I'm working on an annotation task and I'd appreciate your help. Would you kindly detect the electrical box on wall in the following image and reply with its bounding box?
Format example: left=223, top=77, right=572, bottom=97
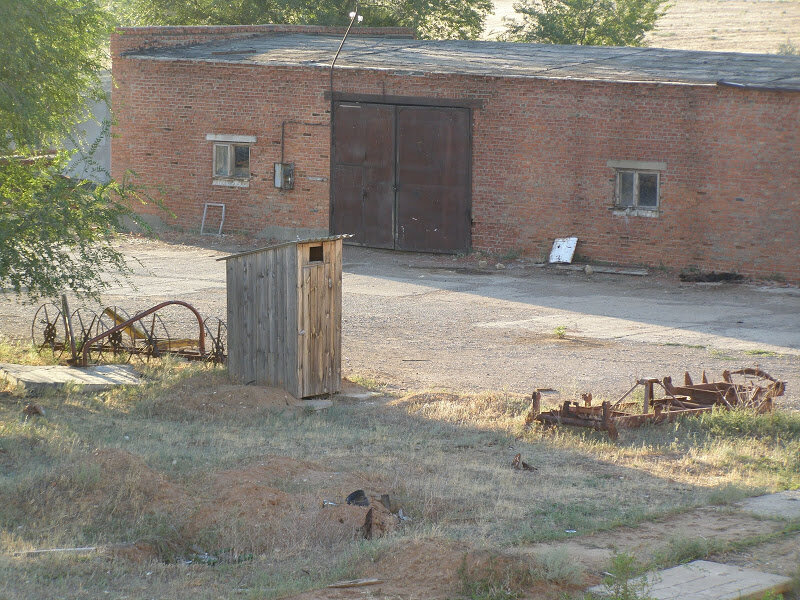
left=274, top=162, right=295, bottom=190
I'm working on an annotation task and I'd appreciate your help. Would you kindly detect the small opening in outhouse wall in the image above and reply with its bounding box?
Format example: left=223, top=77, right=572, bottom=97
left=309, top=245, right=324, bottom=263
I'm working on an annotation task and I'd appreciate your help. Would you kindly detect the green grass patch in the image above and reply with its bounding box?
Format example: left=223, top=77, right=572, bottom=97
left=744, top=349, right=780, bottom=357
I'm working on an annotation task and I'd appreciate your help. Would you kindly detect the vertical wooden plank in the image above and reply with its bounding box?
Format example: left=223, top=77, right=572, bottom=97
left=264, top=246, right=275, bottom=387
left=331, top=239, right=342, bottom=393
left=234, top=255, right=247, bottom=383
left=254, top=250, right=266, bottom=384
left=289, top=245, right=297, bottom=394
left=322, top=258, right=332, bottom=394
left=234, top=256, right=247, bottom=382
left=291, top=244, right=303, bottom=397
left=275, top=245, right=286, bottom=389
left=298, top=266, right=310, bottom=397
left=226, top=259, right=240, bottom=381
left=311, top=263, right=324, bottom=395
left=245, top=254, right=257, bottom=383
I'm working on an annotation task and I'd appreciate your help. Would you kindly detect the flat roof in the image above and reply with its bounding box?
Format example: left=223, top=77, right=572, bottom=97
left=125, top=33, right=800, bottom=90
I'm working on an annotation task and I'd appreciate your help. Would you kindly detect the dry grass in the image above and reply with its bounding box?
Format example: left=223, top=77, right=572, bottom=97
left=0, top=354, right=798, bottom=598
left=485, top=0, right=800, bottom=54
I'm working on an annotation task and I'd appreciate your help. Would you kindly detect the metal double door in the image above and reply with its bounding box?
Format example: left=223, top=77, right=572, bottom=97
left=331, top=101, right=471, bottom=253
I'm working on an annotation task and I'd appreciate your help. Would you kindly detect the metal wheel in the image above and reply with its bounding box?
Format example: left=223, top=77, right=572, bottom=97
left=203, top=317, right=227, bottom=364
left=70, top=308, right=99, bottom=353
left=31, top=303, right=66, bottom=359
left=139, top=312, right=171, bottom=363
left=93, top=306, right=136, bottom=364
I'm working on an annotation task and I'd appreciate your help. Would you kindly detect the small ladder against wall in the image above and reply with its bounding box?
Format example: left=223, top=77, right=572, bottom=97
left=201, top=202, right=226, bottom=236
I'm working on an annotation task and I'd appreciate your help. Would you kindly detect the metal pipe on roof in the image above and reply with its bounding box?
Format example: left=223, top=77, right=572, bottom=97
left=330, top=3, right=361, bottom=96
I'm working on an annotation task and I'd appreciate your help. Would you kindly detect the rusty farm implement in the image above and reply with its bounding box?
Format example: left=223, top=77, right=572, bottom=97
left=530, top=368, right=786, bottom=439
left=31, top=298, right=227, bottom=366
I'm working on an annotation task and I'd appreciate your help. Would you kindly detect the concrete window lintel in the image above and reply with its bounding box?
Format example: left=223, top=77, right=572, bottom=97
left=206, top=133, right=257, bottom=144
left=607, top=159, right=667, bottom=171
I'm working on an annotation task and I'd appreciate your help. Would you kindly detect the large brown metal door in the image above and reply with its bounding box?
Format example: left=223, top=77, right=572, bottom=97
left=331, top=101, right=471, bottom=253
left=396, top=106, right=470, bottom=253
left=331, top=103, right=395, bottom=248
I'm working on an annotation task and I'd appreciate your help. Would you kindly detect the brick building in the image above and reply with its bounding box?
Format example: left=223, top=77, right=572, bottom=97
left=111, top=25, right=800, bottom=281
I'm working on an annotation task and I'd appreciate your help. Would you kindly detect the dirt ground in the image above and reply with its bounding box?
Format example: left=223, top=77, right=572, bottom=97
left=485, top=0, right=800, bottom=54
left=2, top=235, right=799, bottom=598
left=3, top=234, right=799, bottom=410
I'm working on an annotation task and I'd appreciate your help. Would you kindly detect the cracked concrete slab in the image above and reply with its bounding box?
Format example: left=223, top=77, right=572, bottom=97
left=589, top=560, right=793, bottom=600
left=739, top=490, right=800, bottom=521
left=0, top=363, right=141, bottom=395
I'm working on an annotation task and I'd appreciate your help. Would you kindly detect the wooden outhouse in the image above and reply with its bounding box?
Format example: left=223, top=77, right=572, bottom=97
left=220, top=236, right=344, bottom=398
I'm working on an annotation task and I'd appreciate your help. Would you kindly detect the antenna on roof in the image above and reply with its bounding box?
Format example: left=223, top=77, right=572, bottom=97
left=330, top=2, right=361, bottom=96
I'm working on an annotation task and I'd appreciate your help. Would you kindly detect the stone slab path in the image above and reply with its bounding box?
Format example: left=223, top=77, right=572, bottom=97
left=589, top=560, right=792, bottom=600
left=0, top=363, right=141, bottom=394
left=740, top=490, right=800, bottom=521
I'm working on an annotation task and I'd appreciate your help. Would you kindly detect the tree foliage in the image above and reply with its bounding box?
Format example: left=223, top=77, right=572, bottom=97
left=0, top=0, right=143, bottom=301
left=108, top=0, right=493, bottom=40
left=505, top=0, right=669, bottom=46
left=0, top=156, right=136, bottom=301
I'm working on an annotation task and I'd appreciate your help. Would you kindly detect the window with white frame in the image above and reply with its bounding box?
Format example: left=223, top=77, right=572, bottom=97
left=607, top=160, right=665, bottom=213
left=206, top=134, right=256, bottom=187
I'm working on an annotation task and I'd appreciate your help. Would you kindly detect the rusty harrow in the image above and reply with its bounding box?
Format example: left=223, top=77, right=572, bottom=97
left=31, top=298, right=227, bottom=366
left=530, top=368, right=786, bottom=439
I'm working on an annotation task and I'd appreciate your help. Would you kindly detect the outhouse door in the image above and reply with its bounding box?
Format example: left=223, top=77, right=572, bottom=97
left=331, top=101, right=471, bottom=253
left=297, top=241, right=342, bottom=397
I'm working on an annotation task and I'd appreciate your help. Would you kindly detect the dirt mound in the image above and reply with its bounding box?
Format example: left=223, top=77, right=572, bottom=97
left=157, top=371, right=299, bottom=417
left=41, top=448, right=190, bottom=521
left=292, top=540, right=559, bottom=600
left=148, top=374, right=375, bottom=419
left=43, top=451, right=401, bottom=563
left=182, top=456, right=398, bottom=558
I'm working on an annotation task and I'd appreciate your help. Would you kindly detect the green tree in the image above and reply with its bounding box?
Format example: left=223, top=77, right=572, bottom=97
left=0, top=0, right=143, bottom=301
left=108, top=0, right=493, bottom=40
left=505, top=0, right=668, bottom=46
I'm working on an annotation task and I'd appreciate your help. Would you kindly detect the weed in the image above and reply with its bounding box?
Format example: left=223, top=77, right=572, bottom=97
left=598, top=553, right=654, bottom=600
left=457, top=555, right=528, bottom=600
left=744, top=349, right=779, bottom=357
left=346, top=373, right=387, bottom=391
left=661, top=342, right=706, bottom=350
left=532, top=547, right=585, bottom=585
left=553, top=325, right=567, bottom=339
left=499, top=248, right=521, bottom=262
left=0, top=339, right=60, bottom=366
left=697, top=408, right=800, bottom=441
left=651, top=535, right=714, bottom=566
left=777, top=39, right=799, bottom=55
left=706, top=483, right=757, bottom=506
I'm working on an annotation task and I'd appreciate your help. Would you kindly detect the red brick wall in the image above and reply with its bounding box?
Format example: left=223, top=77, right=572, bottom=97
left=112, top=30, right=800, bottom=281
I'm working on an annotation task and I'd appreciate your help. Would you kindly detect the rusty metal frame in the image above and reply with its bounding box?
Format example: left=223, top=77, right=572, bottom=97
left=80, top=300, right=206, bottom=367
left=531, top=369, right=786, bottom=440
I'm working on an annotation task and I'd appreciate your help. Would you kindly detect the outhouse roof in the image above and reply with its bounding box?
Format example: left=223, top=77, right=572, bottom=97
left=126, top=32, right=800, bottom=90
left=217, top=235, right=351, bottom=262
